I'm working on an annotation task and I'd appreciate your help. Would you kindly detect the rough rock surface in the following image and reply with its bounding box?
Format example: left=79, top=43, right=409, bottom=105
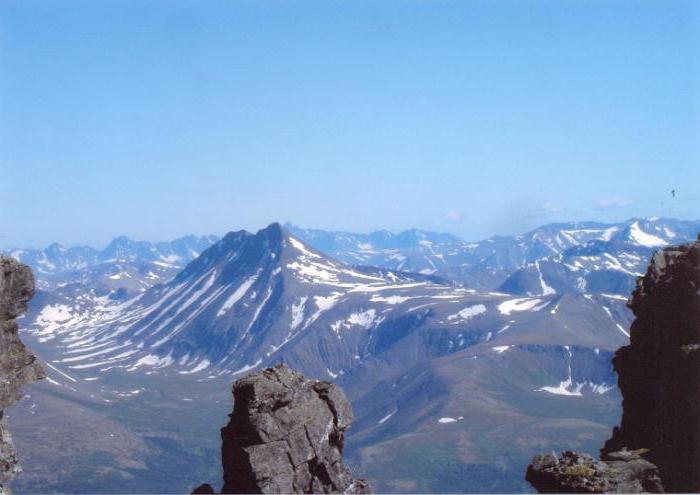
left=217, top=364, right=370, bottom=494
left=527, top=238, right=700, bottom=493
left=602, top=238, right=700, bottom=492
left=0, top=256, right=45, bottom=491
left=526, top=449, right=663, bottom=493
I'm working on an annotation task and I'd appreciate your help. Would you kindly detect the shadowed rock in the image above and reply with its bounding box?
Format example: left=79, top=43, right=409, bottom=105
left=527, top=237, right=700, bottom=493
left=219, top=364, right=370, bottom=494
left=0, top=257, right=45, bottom=492
left=191, top=483, right=215, bottom=494
left=602, top=238, right=700, bottom=492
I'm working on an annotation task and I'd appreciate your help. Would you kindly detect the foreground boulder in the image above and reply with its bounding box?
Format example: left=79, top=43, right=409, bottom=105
left=198, top=364, right=370, bottom=494
left=527, top=237, right=700, bottom=493
left=0, top=257, right=45, bottom=493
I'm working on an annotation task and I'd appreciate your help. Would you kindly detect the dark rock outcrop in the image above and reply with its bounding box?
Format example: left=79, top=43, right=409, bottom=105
left=602, top=238, right=700, bottom=492
left=0, top=257, right=45, bottom=492
left=527, top=238, right=700, bottom=493
left=526, top=449, right=663, bottom=493
left=191, top=483, right=215, bottom=494
left=216, top=364, right=370, bottom=494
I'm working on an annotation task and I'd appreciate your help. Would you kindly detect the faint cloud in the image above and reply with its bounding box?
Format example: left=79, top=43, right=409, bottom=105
left=596, top=198, right=632, bottom=209
left=669, top=206, right=690, bottom=214
left=538, top=202, right=561, bottom=214
left=444, top=210, right=463, bottom=222
left=493, top=197, right=567, bottom=236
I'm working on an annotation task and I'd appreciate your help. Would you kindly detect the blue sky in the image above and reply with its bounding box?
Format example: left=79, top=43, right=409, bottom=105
left=1, top=0, right=698, bottom=248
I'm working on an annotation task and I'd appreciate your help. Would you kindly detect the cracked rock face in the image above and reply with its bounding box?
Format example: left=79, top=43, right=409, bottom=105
left=0, top=256, right=45, bottom=490
left=220, top=364, right=370, bottom=494
left=603, top=239, right=700, bottom=493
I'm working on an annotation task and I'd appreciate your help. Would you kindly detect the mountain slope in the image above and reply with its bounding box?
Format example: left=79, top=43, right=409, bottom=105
left=13, top=222, right=647, bottom=492
left=499, top=218, right=700, bottom=296
left=23, top=224, right=633, bottom=379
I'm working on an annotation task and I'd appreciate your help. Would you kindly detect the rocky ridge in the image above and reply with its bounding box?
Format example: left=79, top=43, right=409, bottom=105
left=602, top=237, right=700, bottom=492
left=0, top=257, right=45, bottom=492
left=196, top=364, right=370, bottom=494
left=527, top=237, right=700, bottom=493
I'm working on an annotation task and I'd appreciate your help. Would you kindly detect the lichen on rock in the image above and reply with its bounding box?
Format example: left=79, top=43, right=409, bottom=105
left=526, top=449, right=663, bottom=493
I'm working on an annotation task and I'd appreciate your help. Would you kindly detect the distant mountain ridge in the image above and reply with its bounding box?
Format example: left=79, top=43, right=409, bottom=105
left=2, top=234, right=220, bottom=293
left=288, top=218, right=700, bottom=295
left=24, top=223, right=501, bottom=376
left=7, top=218, right=698, bottom=296
left=4, top=234, right=220, bottom=275
left=15, top=222, right=648, bottom=493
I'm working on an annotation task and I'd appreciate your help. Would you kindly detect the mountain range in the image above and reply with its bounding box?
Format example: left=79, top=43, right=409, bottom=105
left=3, top=235, right=220, bottom=293
left=288, top=218, right=700, bottom=295
left=5, top=217, right=699, bottom=493
left=8, top=217, right=697, bottom=297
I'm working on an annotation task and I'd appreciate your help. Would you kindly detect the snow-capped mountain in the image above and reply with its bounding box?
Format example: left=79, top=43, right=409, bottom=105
left=499, top=218, right=700, bottom=296
left=16, top=223, right=644, bottom=492
left=97, top=235, right=220, bottom=265
left=3, top=243, right=99, bottom=276
left=3, top=234, right=219, bottom=292
left=284, top=223, right=486, bottom=277
left=290, top=218, right=700, bottom=294
left=24, top=224, right=629, bottom=379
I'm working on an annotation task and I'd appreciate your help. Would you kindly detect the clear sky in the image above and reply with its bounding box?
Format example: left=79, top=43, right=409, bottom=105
left=1, top=0, right=698, bottom=248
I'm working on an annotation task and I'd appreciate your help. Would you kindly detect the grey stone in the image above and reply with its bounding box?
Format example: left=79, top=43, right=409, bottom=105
left=603, top=239, right=700, bottom=492
left=526, top=449, right=663, bottom=493
left=0, top=257, right=45, bottom=493
left=527, top=238, right=700, bottom=493
left=217, top=364, right=371, bottom=494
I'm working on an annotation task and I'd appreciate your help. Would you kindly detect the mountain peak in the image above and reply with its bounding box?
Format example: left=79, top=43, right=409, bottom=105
left=107, top=235, right=135, bottom=246
left=257, top=222, right=286, bottom=243
left=45, top=242, right=67, bottom=253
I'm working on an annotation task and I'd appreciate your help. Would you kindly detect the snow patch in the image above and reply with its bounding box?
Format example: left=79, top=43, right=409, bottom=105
left=629, top=221, right=667, bottom=247
left=232, top=358, right=263, bottom=375
left=378, top=410, right=396, bottom=424
left=447, top=304, right=486, bottom=321
left=438, top=416, right=463, bottom=424
left=497, top=298, right=545, bottom=315
left=536, top=261, right=555, bottom=296
left=331, top=309, right=384, bottom=333
left=179, top=359, right=211, bottom=374
left=216, top=272, right=259, bottom=317
left=289, top=237, right=320, bottom=258
left=370, top=295, right=414, bottom=305
left=290, top=297, right=308, bottom=330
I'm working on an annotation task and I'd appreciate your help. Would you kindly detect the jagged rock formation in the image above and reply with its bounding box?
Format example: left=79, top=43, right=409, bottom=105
left=213, top=364, right=370, bottom=494
left=602, top=238, right=700, bottom=492
left=526, top=449, right=663, bottom=493
left=527, top=238, right=700, bottom=493
left=0, top=257, right=45, bottom=492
